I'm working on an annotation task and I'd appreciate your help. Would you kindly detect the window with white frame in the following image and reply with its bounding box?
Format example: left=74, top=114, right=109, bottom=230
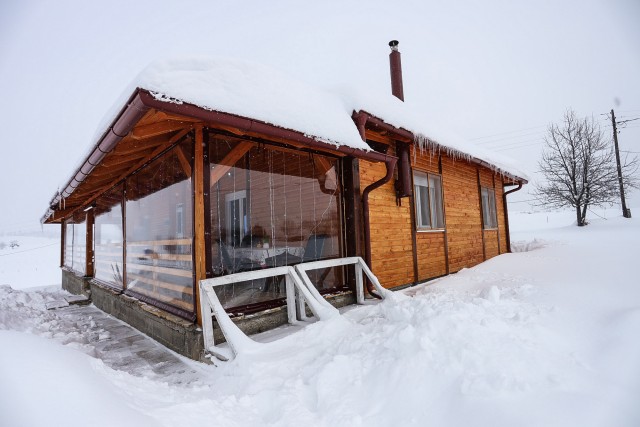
left=175, top=203, right=184, bottom=238
left=414, top=171, right=444, bottom=229
left=481, top=187, right=498, bottom=229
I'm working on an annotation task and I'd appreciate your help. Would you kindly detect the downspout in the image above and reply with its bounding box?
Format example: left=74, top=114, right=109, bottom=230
left=502, top=181, right=523, bottom=253
left=354, top=112, right=398, bottom=299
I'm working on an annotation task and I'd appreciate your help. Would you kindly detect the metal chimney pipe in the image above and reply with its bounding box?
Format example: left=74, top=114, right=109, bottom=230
left=389, top=40, right=404, bottom=101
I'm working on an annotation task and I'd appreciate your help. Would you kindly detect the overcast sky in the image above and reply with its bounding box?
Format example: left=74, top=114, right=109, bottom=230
left=1, top=0, right=639, bottom=233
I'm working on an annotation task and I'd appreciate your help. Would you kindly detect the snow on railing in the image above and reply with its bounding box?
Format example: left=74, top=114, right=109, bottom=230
left=199, top=257, right=390, bottom=360
left=294, top=256, right=393, bottom=304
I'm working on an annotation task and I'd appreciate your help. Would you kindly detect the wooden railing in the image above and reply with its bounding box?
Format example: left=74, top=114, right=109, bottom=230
left=94, top=238, right=194, bottom=311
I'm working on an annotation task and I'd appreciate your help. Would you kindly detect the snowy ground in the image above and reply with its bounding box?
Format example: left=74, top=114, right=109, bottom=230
left=1, top=209, right=640, bottom=427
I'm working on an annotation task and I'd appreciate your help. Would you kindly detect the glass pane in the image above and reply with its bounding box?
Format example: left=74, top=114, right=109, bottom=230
left=64, top=221, right=73, bottom=268
left=489, top=190, right=497, bottom=228
left=209, top=137, right=343, bottom=310
left=481, top=188, right=489, bottom=228
left=125, top=139, right=194, bottom=314
left=94, top=184, right=124, bottom=288
left=418, top=186, right=431, bottom=227
left=71, top=211, right=86, bottom=275
left=429, top=175, right=444, bottom=228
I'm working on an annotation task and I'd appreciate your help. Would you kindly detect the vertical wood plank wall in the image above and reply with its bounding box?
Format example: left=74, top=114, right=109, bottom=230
left=411, top=148, right=447, bottom=281
left=361, top=145, right=511, bottom=289
left=359, top=145, right=414, bottom=288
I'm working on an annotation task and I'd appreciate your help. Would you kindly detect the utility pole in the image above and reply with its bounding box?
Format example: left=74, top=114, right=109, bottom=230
left=610, top=109, right=631, bottom=218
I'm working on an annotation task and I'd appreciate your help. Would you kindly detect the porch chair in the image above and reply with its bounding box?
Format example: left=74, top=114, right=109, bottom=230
left=215, top=239, right=262, bottom=275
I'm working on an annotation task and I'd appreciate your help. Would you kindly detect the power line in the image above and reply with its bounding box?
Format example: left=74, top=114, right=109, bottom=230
left=495, top=142, right=544, bottom=152
left=475, top=130, right=546, bottom=146
left=470, top=125, right=547, bottom=141
left=0, top=242, right=58, bottom=257
left=484, top=136, right=545, bottom=150
left=507, top=198, right=538, bottom=204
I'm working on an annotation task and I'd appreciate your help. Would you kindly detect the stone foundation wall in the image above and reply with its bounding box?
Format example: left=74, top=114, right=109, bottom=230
left=61, top=269, right=356, bottom=362
left=61, top=268, right=91, bottom=296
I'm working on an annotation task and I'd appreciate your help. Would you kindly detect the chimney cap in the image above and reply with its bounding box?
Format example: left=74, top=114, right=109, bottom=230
left=389, top=40, right=399, bottom=51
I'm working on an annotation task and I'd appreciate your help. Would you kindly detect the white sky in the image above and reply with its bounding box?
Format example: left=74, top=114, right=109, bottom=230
left=1, top=0, right=639, bottom=233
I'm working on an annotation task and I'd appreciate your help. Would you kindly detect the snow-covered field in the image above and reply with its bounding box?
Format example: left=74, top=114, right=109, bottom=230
left=1, top=210, right=639, bottom=427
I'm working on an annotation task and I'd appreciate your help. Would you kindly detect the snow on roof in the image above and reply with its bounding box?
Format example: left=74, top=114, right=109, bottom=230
left=338, top=86, right=529, bottom=180
left=98, top=55, right=526, bottom=180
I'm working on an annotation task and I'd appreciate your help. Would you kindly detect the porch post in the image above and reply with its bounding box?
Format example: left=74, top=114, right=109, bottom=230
left=60, top=221, right=65, bottom=268
left=194, top=125, right=206, bottom=325
left=85, top=209, right=95, bottom=277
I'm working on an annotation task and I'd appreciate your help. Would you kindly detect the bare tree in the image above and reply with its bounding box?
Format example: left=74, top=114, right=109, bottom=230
left=534, top=110, right=639, bottom=226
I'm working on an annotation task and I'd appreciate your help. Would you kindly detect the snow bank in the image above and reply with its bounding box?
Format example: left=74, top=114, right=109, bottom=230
left=0, top=235, right=60, bottom=290
left=2, top=210, right=640, bottom=426
left=0, top=331, right=157, bottom=427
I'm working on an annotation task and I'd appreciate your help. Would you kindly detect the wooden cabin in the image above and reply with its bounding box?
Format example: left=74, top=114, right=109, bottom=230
left=43, top=56, right=526, bottom=360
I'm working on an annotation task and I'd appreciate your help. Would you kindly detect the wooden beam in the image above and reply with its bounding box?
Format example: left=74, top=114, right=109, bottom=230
left=132, top=120, right=191, bottom=140
left=175, top=145, right=192, bottom=177
left=111, top=138, right=167, bottom=157
left=60, top=222, right=65, bottom=266
left=85, top=209, right=95, bottom=277
left=209, top=141, right=253, bottom=187
left=193, top=125, right=206, bottom=325
left=50, top=128, right=191, bottom=224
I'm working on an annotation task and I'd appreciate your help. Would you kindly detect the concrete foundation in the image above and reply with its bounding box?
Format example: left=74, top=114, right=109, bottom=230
left=61, top=269, right=356, bottom=362
left=61, top=268, right=91, bottom=297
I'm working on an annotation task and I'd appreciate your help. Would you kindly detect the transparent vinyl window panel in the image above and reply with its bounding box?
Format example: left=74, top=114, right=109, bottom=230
left=209, top=137, right=344, bottom=311
left=125, top=140, right=194, bottom=314
left=94, top=184, right=124, bottom=288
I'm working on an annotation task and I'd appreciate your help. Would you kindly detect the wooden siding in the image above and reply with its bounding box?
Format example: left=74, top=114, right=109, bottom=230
left=362, top=141, right=514, bottom=288
left=360, top=145, right=414, bottom=289
left=483, top=229, right=500, bottom=259
left=441, top=155, right=484, bottom=272
left=412, top=147, right=448, bottom=281
left=416, top=232, right=447, bottom=280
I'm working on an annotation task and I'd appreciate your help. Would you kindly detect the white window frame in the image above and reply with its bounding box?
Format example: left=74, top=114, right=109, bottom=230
left=414, top=171, right=445, bottom=230
left=481, top=187, right=498, bottom=229
left=175, top=203, right=184, bottom=238
left=225, top=190, right=247, bottom=246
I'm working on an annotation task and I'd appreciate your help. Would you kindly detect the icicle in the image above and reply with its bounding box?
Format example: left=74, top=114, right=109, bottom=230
left=412, top=133, right=510, bottom=178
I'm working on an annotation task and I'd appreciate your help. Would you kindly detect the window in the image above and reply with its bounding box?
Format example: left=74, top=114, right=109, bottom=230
left=481, top=187, right=498, bottom=229
left=94, top=184, right=124, bottom=288
left=224, top=191, right=247, bottom=247
left=175, top=203, right=184, bottom=238
left=63, top=211, right=87, bottom=275
left=414, top=171, right=444, bottom=229
left=209, top=137, right=344, bottom=311
left=125, top=139, right=194, bottom=315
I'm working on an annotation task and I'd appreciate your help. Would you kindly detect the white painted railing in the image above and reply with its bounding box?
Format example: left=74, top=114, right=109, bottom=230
left=199, top=257, right=389, bottom=360
left=199, top=266, right=338, bottom=359
left=294, top=256, right=393, bottom=304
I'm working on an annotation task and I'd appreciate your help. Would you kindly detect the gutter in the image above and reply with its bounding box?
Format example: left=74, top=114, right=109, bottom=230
left=44, top=91, right=151, bottom=219
left=502, top=181, right=523, bottom=253
left=43, top=89, right=396, bottom=223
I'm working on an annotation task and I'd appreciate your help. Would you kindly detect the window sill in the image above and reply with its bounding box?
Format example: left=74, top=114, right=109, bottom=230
left=416, top=228, right=446, bottom=233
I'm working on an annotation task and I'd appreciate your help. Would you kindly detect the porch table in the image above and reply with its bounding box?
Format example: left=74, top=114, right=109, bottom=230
left=234, top=246, right=304, bottom=266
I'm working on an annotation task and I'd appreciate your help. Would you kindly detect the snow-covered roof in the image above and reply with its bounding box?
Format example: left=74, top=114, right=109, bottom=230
left=98, top=56, right=527, bottom=180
